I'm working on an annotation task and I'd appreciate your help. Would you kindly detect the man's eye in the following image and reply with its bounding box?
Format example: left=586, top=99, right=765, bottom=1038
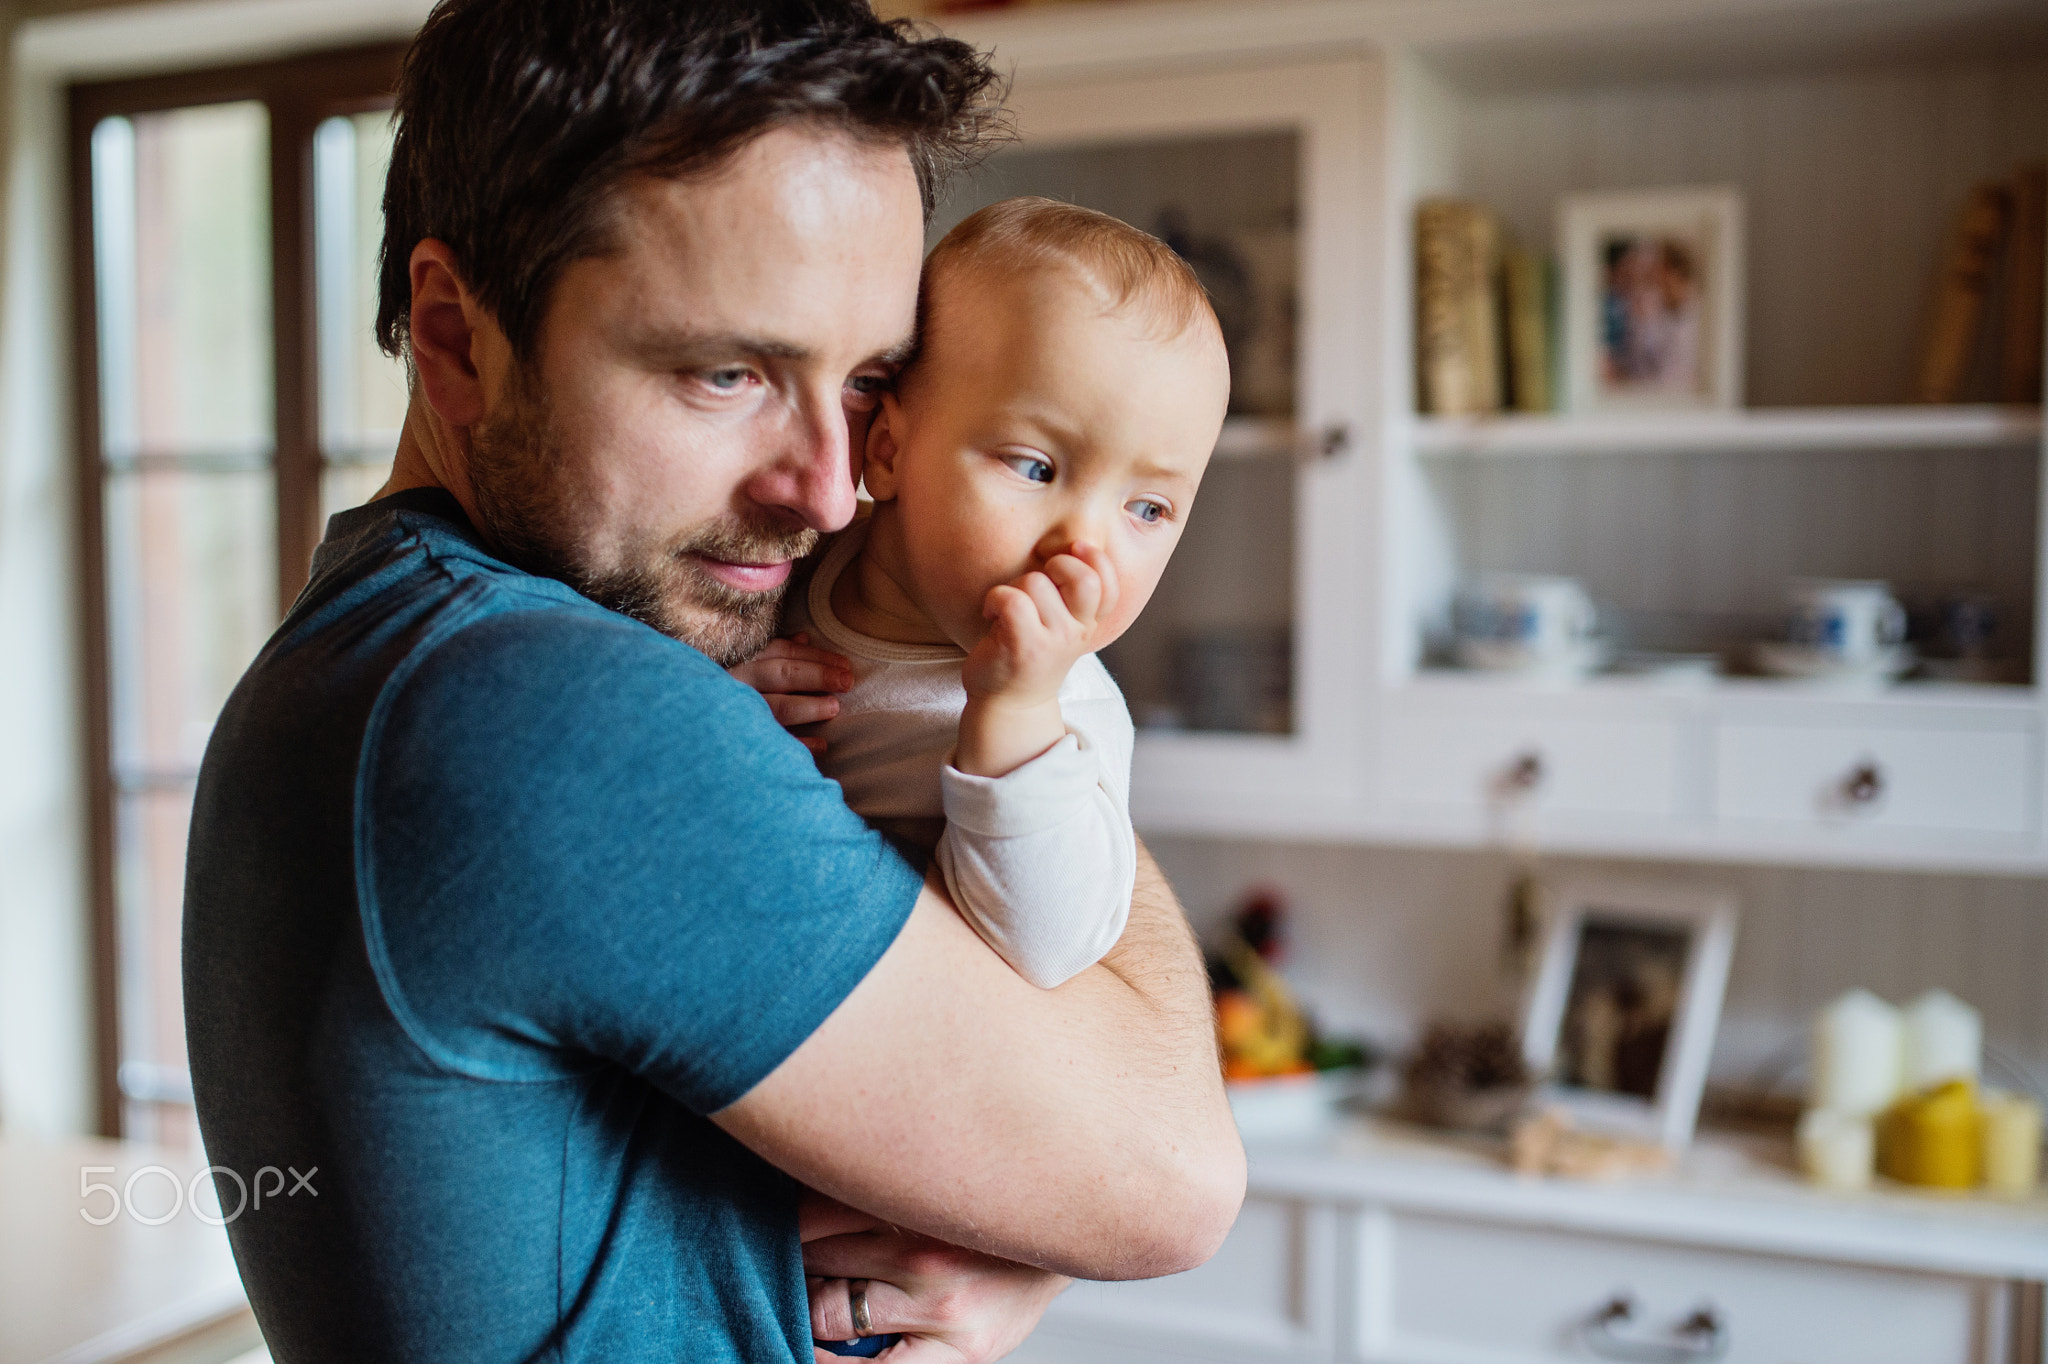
left=1128, top=498, right=1171, bottom=524
left=1002, top=454, right=1055, bottom=484
left=843, top=374, right=890, bottom=410
left=704, top=367, right=755, bottom=391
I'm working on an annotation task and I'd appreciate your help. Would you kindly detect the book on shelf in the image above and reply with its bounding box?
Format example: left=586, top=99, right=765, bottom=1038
left=1415, top=199, right=1503, bottom=416
left=1916, top=180, right=2010, bottom=404
left=1916, top=163, right=2047, bottom=406
left=1501, top=244, right=1553, bottom=414
left=2002, top=162, right=2045, bottom=405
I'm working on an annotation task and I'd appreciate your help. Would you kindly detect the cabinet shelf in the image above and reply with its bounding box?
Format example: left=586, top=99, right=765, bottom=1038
left=1412, top=406, right=2044, bottom=458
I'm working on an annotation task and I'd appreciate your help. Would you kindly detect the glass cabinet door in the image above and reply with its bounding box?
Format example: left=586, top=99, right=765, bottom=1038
left=934, top=59, right=1383, bottom=825
left=935, top=131, right=1302, bottom=738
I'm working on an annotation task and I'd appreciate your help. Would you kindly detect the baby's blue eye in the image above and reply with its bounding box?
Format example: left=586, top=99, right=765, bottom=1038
left=1128, top=499, right=1169, bottom=523
left=1002, top=454, right=1055, bottom=484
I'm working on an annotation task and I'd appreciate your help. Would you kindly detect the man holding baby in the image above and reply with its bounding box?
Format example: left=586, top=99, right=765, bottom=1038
left=181, top=0, right=1244, bottom=1361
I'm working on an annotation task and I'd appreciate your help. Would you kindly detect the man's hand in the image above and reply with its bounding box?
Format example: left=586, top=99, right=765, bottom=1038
left=953, top=544, right=1118, bottom=780
left=802, top=1192, right=1069, bottom=1363
left=728, top=634, right=853, bottom=754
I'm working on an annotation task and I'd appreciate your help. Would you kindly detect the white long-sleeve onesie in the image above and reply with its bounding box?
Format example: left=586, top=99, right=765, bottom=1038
left=782, top=518, right=1135, bottom=988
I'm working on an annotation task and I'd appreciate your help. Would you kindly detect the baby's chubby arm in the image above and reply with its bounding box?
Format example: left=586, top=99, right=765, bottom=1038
left=726, top=634, right=852, bottom=755
left=956, top=543, right=1119, bottom=777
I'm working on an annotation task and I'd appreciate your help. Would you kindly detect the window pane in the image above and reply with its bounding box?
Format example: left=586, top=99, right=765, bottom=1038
left=114, top=784, right=201, bottom=1149
left=91, top=98, right=278, bottom=1144
left=103, top=468, right=276, bottom=777
left=92, top=103, right=273, bottom=463
left=316, top=109, right=404, bottom=520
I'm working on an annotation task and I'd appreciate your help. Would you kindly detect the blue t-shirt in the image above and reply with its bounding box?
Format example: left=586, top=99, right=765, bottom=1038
left=183, top=489, right=923, bottom=1362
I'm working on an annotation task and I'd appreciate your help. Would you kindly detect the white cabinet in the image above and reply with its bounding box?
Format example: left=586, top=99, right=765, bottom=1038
left=935, top=56, right=1383, bottom=825
left=939, top=0, right=2048, bottom=873
left=1005, top=1129, right=2048, bottom=1364
left=1371, top=1211, right=1990, bottom=1364
left=1025, top=1194, right=1340, bottom=1363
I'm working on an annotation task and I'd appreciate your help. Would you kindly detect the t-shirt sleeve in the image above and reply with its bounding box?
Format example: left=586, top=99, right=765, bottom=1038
left=929, top=660, right=1136, bottom=989
left=355, top=606, right=924, bottom=1114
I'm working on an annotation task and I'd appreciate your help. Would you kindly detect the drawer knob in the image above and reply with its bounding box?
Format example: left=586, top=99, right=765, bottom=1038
left=1582, top=1295, right=1728, bottom=1363
left=1842, top=761, right=1885, bottom=807
left=1499, top=750, right=1545, bottom=795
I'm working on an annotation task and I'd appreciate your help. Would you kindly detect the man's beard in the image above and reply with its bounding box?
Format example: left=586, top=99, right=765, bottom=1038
left=465, top=367, right=816, bottom=666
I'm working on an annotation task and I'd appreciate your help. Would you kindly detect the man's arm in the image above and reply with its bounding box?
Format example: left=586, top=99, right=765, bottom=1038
left=715, top=839, right=1244, bottom=1281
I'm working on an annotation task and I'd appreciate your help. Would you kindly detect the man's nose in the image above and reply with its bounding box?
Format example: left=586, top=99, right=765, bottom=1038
left=744, top=390, right=859, bottom=534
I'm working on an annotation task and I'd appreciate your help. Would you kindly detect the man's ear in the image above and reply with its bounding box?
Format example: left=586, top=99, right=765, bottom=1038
left=407, top=239, right=494, bottom=430
left=860, top=393, right=906, bottom=502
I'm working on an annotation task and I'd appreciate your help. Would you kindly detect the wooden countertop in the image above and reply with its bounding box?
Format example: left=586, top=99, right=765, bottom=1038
left=1, top=1139, right=256, bottom=1364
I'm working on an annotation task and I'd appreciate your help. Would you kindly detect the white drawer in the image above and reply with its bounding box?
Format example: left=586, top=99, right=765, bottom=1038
left=1371, top=1212, right=1990, bottom=1364
left=1714, top=723, right=2034, bottom=836
left=1384, top=707, right=1682, bottom=820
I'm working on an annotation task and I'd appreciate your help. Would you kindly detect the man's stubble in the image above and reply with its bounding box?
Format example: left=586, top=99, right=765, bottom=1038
left=465, top=364, right=816, bottom=666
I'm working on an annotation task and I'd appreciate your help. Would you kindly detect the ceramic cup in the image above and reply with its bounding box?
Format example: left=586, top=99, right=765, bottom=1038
left=1785, top=579, right=1907, bottom=662
left=1455, top=574, right=1597, bottom=664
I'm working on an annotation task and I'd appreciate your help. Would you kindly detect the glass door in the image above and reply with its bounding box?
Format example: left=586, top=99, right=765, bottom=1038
left=941, top=59, right=1384, bottom=826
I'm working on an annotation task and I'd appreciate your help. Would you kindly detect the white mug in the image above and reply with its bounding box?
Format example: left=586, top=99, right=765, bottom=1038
left=1786, top=579, right=1906, bottom=661
left=1456, top=574, right=1597, bottom=662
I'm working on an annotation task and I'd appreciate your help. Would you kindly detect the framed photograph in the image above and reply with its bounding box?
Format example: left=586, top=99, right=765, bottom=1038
left=1559, top=186, right=1745, bottom=413
left=1521, top=879, right=1738, bottom=1149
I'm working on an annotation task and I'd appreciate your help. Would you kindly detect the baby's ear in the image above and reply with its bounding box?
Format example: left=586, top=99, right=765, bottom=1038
left=860, top=393, right=906, bottom=502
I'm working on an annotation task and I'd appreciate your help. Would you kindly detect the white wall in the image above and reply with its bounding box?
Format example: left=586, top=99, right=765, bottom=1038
left=0, top=44, right=92, bottom=1138
left=1149, top=834, right=2048, bottom=1099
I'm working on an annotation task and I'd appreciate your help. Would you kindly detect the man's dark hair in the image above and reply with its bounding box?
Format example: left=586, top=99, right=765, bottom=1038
left=376, top=0, right=1004, bottom=361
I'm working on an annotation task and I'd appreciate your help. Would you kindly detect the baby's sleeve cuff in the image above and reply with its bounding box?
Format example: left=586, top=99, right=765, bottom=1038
left=940, top=732, right=1103, bottom=839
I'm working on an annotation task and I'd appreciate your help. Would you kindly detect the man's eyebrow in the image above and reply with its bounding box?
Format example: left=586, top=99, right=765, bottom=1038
left=630, top=329, right=815, bottom=365
left=872, top=335, right=917, bottom=370
left=628, top=327, right=917, bottom=374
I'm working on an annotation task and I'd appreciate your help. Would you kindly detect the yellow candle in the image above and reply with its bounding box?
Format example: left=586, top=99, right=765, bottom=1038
left=1876, top=1079, right=1983, bottom=1189
left=1982, top=1090, right=2042, bottom=1197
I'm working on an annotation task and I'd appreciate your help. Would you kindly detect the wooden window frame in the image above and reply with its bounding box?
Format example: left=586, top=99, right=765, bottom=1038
left=68, top=42, right=406, bottom=1137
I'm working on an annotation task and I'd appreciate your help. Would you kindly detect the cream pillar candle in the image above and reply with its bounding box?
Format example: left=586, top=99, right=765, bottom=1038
left=1810, top=989, right=1902, bottom=1116
left=1798, top=1108, right=1874, bottom=1191
left=1902, top=989, right=1982, bottom=1091
left=1982, top=1090, right=2043, bottom=1196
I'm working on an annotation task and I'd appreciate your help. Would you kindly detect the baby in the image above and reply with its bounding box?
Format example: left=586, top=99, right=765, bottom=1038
left=736, top=196, right=1229, bottom=991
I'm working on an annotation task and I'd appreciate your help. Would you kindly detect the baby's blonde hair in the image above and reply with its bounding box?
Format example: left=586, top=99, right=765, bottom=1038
left=917, top=196, right=1217, bottom=348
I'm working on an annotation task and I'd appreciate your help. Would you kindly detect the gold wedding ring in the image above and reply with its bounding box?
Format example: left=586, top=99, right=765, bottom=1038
left=850, top=1280, right=874, bottom=1338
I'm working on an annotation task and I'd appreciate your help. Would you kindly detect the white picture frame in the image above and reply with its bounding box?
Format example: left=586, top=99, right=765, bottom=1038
left=1559, top=185, right=1746, bottom=413
left=1521, top=879, right=1738, bottom=1150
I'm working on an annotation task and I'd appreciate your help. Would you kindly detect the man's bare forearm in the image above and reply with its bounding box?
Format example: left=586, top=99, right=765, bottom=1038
left=1096, top=839, right=1230, bottom=1096
left=718, top=843, right=1245, bottom=1280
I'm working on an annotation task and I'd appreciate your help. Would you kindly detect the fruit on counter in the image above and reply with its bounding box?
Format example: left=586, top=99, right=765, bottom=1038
left=1210, top=886, right=1372, bottom=1082
left=1214, top=941, right=1313, bottom=1079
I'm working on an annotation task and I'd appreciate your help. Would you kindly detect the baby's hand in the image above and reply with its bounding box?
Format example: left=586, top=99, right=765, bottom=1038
left=728, top=634, right=853, bottom=756
left=962, top=543, right=1120, bottom=707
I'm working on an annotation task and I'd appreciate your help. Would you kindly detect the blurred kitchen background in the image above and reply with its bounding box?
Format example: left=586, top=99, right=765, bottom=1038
left=1, top=0, right=2045, bottom=1360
